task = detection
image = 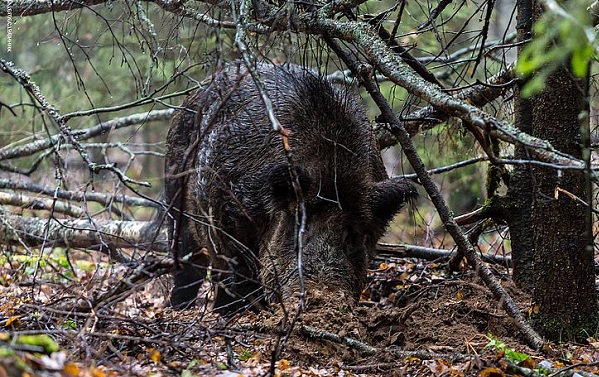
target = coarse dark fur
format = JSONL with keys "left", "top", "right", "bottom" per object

{"left": 165, "top": 60, "right": 416, "bottom": 314}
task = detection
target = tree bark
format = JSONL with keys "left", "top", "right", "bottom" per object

{"left": 508, "top": 0, "right": 535, "bottom": 290}
{"left": 508, "top": 0, "right": 598, "bottom": 340}
{"left": 529, "top": 65, "right": 597, "bottom": 339}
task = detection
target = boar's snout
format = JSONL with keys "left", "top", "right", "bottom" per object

{"left": 258, "top": 174, "right": 416, "bottom": 304}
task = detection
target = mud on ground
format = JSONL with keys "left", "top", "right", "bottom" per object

{"left": 142, "top": 262, "right": 541, "bottom": 376}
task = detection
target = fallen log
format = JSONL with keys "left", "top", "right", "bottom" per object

{"left": 0, "top": 213, "right": 167, "bottom": 252}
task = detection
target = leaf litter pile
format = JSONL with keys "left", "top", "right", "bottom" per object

{"left": 1, "top": 248, "right": 599, "bottom": 377}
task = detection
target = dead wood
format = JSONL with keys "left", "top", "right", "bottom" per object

{"left": 376, "top": 243, "right": 512, "bottom": 266}
{"left": 0, "top": 213, "right": 167, "bottom": 252}
{"left": 0, "top": 191, "right": 84, "bottom": 218}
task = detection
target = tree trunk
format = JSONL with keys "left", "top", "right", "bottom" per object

{"left": 529, "top": 66, "right": 596, "bottom": 339}
{"left": 508, "top": 0, "right": 535, "bottom": 290}
{"left": 509, "top": 0, "right": 597, "bottom": 340}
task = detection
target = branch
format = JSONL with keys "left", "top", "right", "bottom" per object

{"left": 373, "top": 62, "right": 517, "bottom": 145}
{"left": 299, "top": 17, "right": 588, "bottom": 176}
{"left": 324, "top": 37, "right": 546, "bottom": 350}
{"left": 0, "top": 213, "right": 167, "bottom": 252}
{"left": 0, "top": 59, "right": 91, "bottom": 164}
{"left": 0, "top": 191, "right": 83, "bottom": 218}
{"left": 242, "top": 322, "right": 471, "bottom": 360}
{"left": 81, "top": 256, "right": 175, "bottom": 310}
{"left": 0, "top": 0, "right": 253, "bottom": 30}
{"left": 0, "top": 59, "right": 158, "bottom": 186}
{"left": 376, "top": 243, "right": 512, "bottom": 266}
{"left": 0, "top": 0, "right": 107, "bottom": 16}
{"left": 0, "top": 179, "right": 160, "bottom": 209}
{"left": 0, "top": 109, "right": 174, "bottom": 162}
{"left": 418, "top": 0, "right": 453, "bottom": 30}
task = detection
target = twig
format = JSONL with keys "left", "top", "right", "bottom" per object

{"left": 377, "top": 65, "right": 517, "bottom": 148}
{"left": 547, "top": 361, "right": 599, "bottom": 377}
{"left": 419, "top": 0, "right": 453, "bottom": 30}
{"left": 0, "top": 0, "right": 248, "bottom": 30}
{"left": 401, "top": 157, "right": 488, "bottom": 180}
{"left": 507, "top": 359, "right": 599, "bottom": 377}
{"left": 232, "top": 1, "right": 308, "bottom": 372}
{"left": 471, "top": 0, "right": 496, "bottom": 74}
{"left": 0, "top": 59, "right": 160, "bottom": 186}
{"left": 240, "top": 323, "right": 471, "bottom": 360}
{"left": 371, "top": 14, "right": 444, "bottom": 88}
{"left": 82, "top": 256, "right": 175, "bottom": 311}
{"left": 297, "top": 17, "right": 590, "bottom": 179}
{"left": 300, "top": 325, "right": 471, "bottom": 361}
{"left": 417, "top": 31, "right": 517, "bottom": 64}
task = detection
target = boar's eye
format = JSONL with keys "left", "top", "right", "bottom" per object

{"left": 239, "top": 163, "right": 311, "bottom": 215}
{"left": 368, "top": 177, "right": 417, "bottom": 228}
{"left": 264, "top": 163, "right": 312, "bottom": 211}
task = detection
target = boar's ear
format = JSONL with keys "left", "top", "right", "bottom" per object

{"left": 368, "top": 177, "right": 417, "bottom": 227}
{"left": 264, "top": 163, "right": 312, "bottom": 211}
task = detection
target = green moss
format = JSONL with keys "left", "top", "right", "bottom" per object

{"left": 532, "top": 312, "right": 599, "bottom": 343}
{"left": 15, "top": 334, "right": 60, "bottom": 353}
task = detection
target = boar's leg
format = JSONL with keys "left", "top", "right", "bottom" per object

{"left": 169, "top": 219, "right": 208, "bottom": 309}
{"left": 209, "top": 163, "right": 310, "bottom": 315}
{"left": 212, "top": 256, "right": 264, "bottom": 315}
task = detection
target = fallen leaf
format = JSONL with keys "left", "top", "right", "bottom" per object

{"left": 5, "top": 316, "right": 20, "bottom": 327}
{"left": 91, "top": 366, "right": 106, "bottom": 377}
{"left": 479, "top": 366, "right": 505, "bottom": 377}
{"left": 63, "top": 362, "right": 80, "bottom": 377}
{"left": 278, "top": 359, "right": 291, "bottom": 371}
{"left": 518, "top": 357, "right": 535, "bottom": 369}
{"left": 148, "top": 348, "right": 161, "bottom": 364}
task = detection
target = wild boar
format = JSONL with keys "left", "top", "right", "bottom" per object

{"left": 164, "top": 60, "right": 415, "bottom": 314}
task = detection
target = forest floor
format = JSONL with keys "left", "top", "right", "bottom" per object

{"left": 1, "top": 249, "right": 599, "bottom": 377}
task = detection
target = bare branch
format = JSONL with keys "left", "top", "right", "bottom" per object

{"left": 0, "top": 0, "right": 108, "bottom": 16}
{"left": 377, "top": 64, "right": 516, "bottom": 147}
{"left": 401, "top": 157, "right": 488, "bottom": 179}
{"left": 299, "top": 325, "right": 470, "bottom": 361}
{"left": 325, "top": 37, "right": 546, "bottom": 350}
{"left": 376, "top": 243, "right": 512, "bottom": 266}
{"left": 0, "top": 0, "right": 254, "bottom": 31}
{"left": 0, "top": 180, "right": 159, "bottom": 209}
{"left": 0, "top": 109, "right": 174, "bottom": 162}
{"left": 0, "top": 213, "right": 167, "bottom": 252}
{"left": 0, "top": 191, "right": 84, "bottom": 217}
{"left": 295, "top": 17, "right": 587, "bottom": 175}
